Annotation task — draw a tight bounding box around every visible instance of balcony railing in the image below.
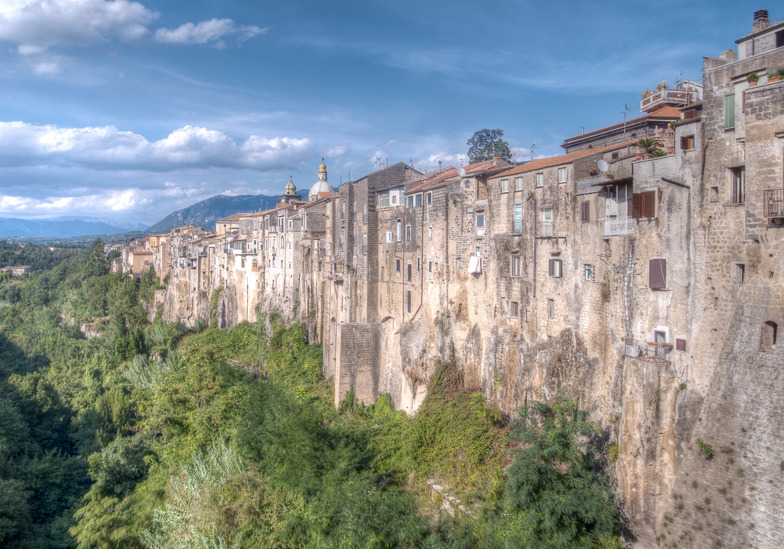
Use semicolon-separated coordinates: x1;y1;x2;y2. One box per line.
640;88;698;112
604;216;633;237
763;189;784;218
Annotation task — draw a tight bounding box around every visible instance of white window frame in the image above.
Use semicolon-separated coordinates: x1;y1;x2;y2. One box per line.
501;179;509;193
558;167;567;183
515;176;523;191
536;172;544;188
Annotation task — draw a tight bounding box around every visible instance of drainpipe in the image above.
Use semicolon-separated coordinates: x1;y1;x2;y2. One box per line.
532;195;537;298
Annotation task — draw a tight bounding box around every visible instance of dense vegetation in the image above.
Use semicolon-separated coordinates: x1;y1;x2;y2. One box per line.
0;241;622;548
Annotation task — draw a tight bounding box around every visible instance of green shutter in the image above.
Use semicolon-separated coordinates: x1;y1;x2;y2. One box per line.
725;93;735;129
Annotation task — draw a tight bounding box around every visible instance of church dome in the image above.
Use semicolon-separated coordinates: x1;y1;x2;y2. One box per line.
284;176;297;195
308;158;333;200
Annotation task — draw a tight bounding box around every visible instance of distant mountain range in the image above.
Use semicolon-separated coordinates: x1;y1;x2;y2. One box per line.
0;217;146;238
1;193;281;242
145;194;279;234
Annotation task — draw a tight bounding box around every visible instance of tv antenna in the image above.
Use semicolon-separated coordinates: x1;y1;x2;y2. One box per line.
530;141;536;161
621;103;631;137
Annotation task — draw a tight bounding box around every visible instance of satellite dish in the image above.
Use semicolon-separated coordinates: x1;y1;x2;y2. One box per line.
598;160;609;173
458;167;466;177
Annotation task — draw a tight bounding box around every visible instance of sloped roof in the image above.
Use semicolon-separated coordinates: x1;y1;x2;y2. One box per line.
493;141;636;178
405;167;459;194
562;106;681;147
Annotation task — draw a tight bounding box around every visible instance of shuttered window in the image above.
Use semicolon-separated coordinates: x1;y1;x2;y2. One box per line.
581;201;590;223
548;258;562;278
649;258;666;289
632;191;656;219
725;93;735;129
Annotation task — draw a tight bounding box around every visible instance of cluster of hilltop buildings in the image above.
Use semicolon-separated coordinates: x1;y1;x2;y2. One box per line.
115;12;784;548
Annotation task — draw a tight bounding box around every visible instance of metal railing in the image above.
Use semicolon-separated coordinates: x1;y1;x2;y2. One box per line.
764;189;784;218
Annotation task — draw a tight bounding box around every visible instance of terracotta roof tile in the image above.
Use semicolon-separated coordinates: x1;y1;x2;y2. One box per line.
492;141;637;178
563;107;681;144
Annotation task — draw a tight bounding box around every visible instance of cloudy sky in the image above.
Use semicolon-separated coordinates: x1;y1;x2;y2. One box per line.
0;0;768;226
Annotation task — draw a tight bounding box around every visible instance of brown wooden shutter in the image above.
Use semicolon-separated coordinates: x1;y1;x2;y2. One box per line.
581;201;590;223
632;193;642;219
548;258;554;276
649;258;666;289
643;191;656;218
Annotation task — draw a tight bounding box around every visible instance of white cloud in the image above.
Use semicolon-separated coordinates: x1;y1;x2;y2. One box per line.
0;0;265;53
0;121;313;171
32;60;60;74
0;0;156;51
153;18;266;46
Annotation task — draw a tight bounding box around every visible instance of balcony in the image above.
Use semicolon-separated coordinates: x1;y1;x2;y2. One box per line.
640;84;700;112
604;216;633;237
764;189;784;224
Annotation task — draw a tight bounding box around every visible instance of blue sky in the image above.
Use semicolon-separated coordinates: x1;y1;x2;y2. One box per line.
0;0;772;225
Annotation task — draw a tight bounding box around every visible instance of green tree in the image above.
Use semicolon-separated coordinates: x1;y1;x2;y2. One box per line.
467;128;512;164
501;394;619;548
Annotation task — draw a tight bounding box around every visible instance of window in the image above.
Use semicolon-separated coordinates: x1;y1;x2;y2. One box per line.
584;264;594;281
407;290;412;314
510;301;519;318
386;231;392;243
288;220;293;229
407;196;414;207
761;321;778;351
381;266;384;279
730;166;745;204
415;194;422;206
675;338;687;352
396;259;401;274
541;208;553;237
392;194;397;205
548;258;562;278
709;186;719;203
476;179;488;199
681;135;695;151
558;167;567;183
649;258;667;289
632;191;656;219
736;263;745;284
428;226;432;241
406;225;411;241
501;179;509;193
428;261;432;273
515;177;523;191
396;220;402;241
364;204;368;223
581;201;590;223
380;193;389;207
547;299;554;320
457;257;463;271
725;93;735;129
417;257;420;272
476;211;485;228
427;192;432;204
407;262;412;282
510;254;522;277
536;173;544;187
514;204;523;233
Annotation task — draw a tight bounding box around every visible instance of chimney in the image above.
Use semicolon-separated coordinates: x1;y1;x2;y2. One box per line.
753;9;769;32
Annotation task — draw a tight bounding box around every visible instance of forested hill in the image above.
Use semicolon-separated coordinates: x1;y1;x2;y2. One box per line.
0;242;622;548
146;193;279;234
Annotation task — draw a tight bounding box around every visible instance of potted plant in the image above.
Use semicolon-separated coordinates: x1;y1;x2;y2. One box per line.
636;137;660;159
768;69;783;83
747;72;760;86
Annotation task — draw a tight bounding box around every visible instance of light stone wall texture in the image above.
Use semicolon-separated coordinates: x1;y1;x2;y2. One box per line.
132;17;784;549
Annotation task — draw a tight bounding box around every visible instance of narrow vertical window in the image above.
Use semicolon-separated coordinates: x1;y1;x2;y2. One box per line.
514;204;523;233
725;93;735;129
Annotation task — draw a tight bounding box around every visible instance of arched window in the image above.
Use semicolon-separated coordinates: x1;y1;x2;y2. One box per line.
761;321;778;351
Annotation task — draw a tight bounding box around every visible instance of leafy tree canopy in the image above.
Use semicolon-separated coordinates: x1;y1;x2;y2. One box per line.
467;128;512;164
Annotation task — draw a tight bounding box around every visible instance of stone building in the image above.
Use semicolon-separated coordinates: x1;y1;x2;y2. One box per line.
131;11;784;547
